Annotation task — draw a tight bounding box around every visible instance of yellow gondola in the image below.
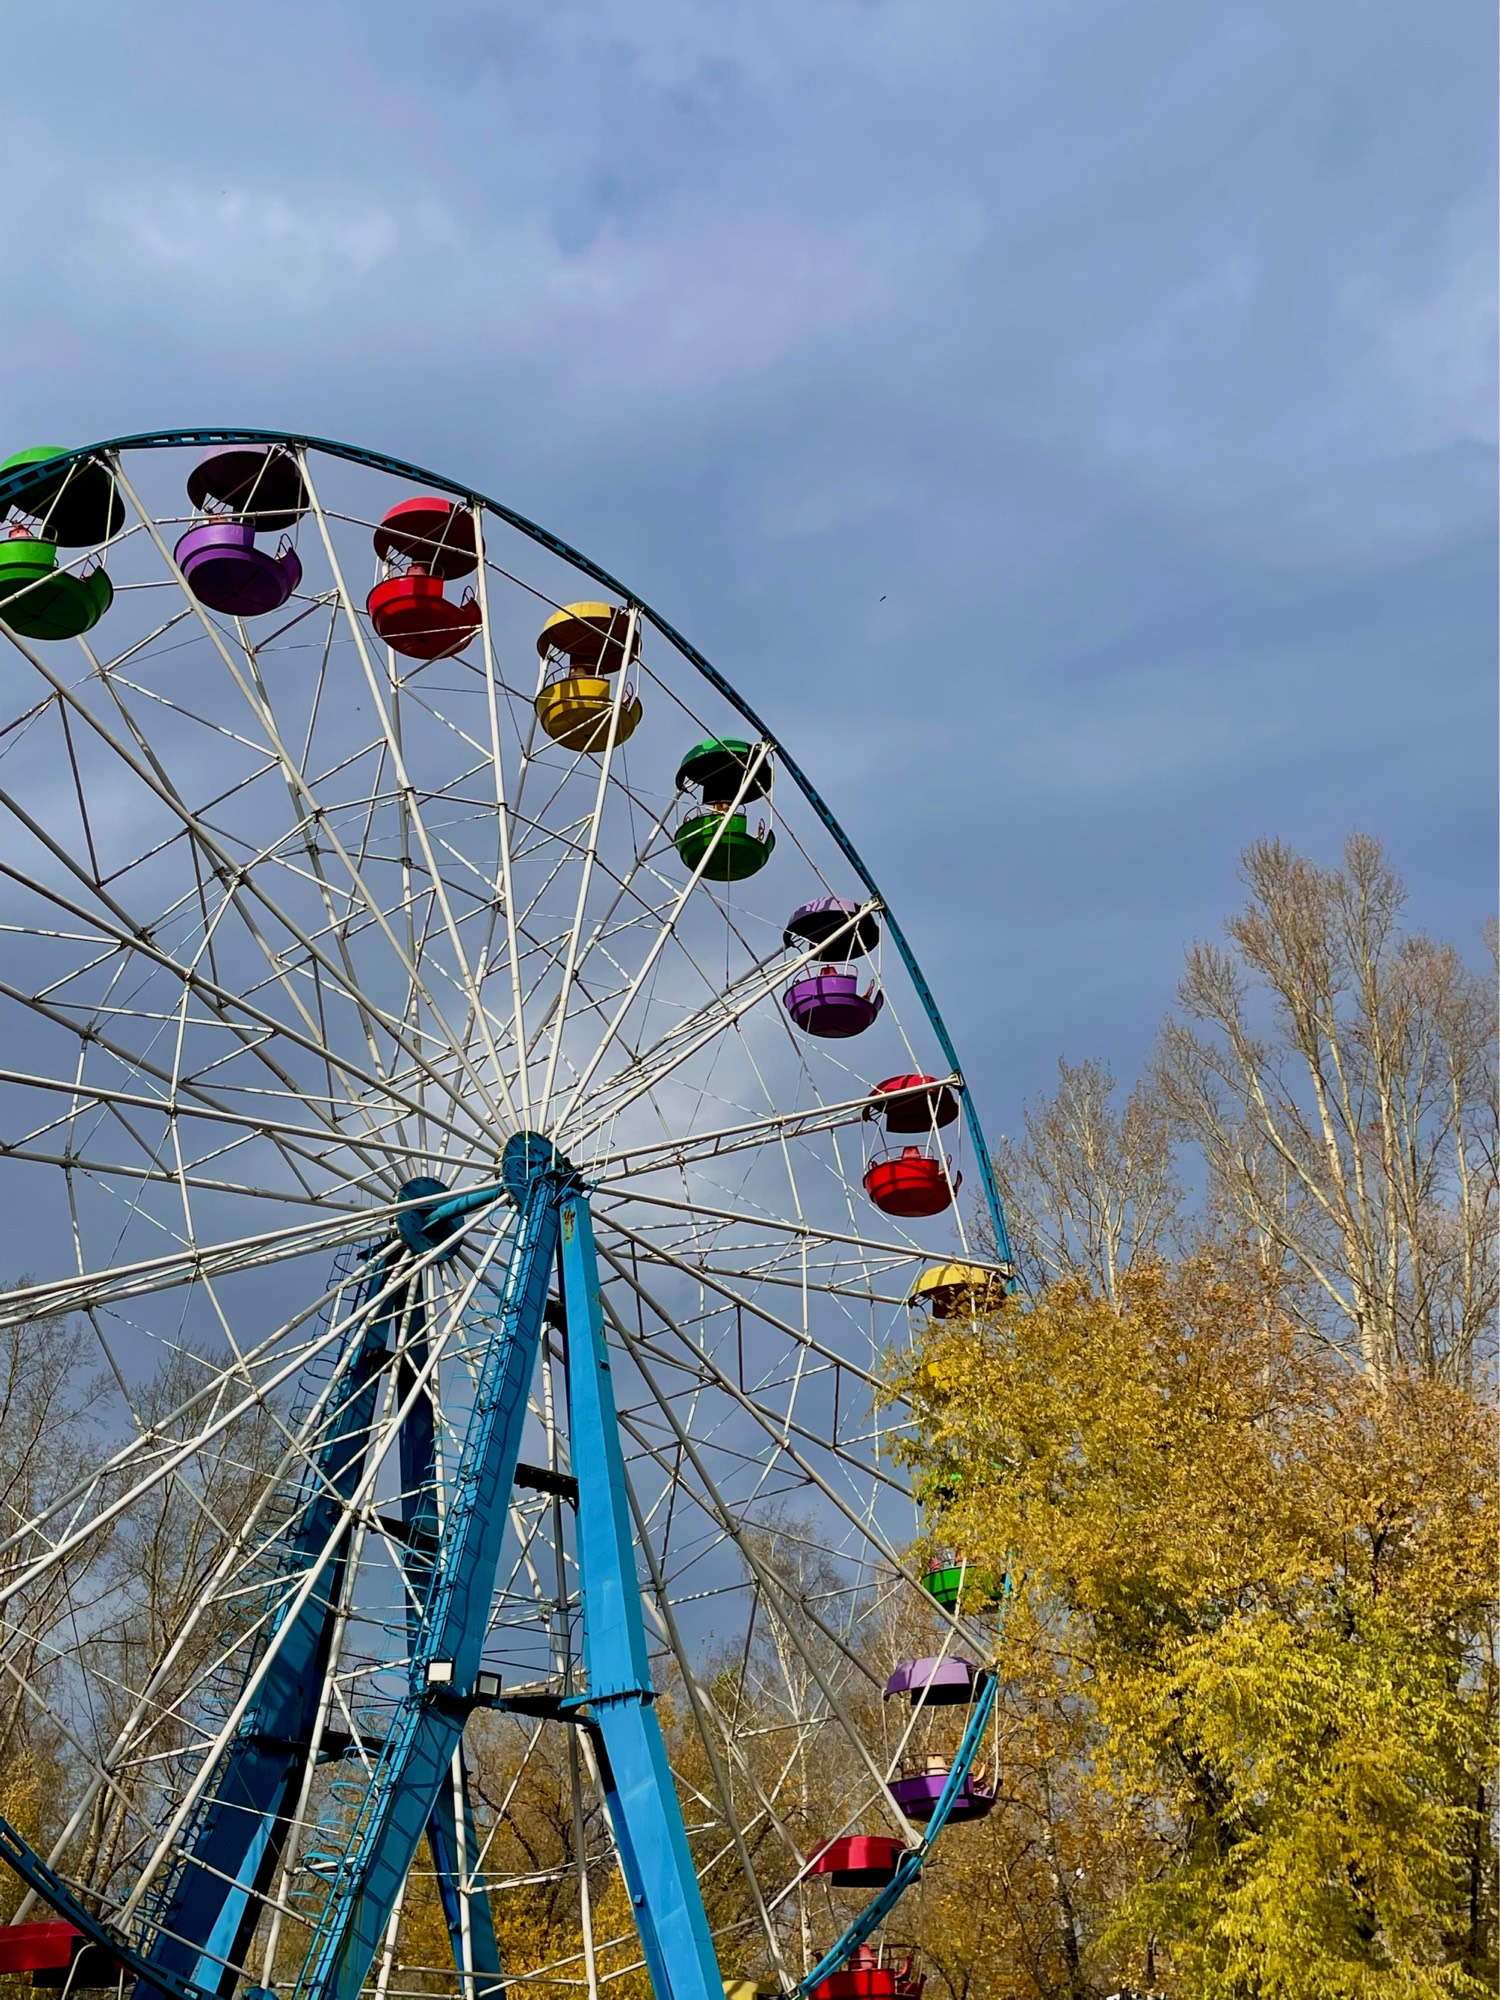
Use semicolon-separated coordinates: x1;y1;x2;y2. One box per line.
534;601;643;750
909;1261;1008;1318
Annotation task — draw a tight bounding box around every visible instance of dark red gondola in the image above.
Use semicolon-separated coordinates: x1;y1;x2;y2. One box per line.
810;1949;924;2000
864;1074;959;1132
0;1923;124;1988
0;1925;78;1976
372;497;478;578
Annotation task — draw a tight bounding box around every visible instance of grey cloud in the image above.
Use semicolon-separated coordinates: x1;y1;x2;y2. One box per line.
1;0;1492;1137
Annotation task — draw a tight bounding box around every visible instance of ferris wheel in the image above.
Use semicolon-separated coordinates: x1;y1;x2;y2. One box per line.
0;433;1014;2000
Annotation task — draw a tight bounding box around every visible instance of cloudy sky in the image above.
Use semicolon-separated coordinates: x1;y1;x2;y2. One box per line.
3;0;1494;1141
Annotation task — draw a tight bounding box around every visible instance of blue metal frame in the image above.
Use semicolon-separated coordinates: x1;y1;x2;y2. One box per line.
391;1256;504;2000
285;1157;722;2000
0;432;1011;1268
292;1159;562;2000
127;1174;512;2000
137;1250;405;2000
558;1193;722;2000
0;1155;996;2000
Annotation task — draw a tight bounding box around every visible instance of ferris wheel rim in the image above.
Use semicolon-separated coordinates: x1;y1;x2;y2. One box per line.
0;429;1010;1269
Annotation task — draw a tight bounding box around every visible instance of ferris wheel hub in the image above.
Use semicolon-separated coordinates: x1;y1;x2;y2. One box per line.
395;1174;458;1255
501;1128;571;1201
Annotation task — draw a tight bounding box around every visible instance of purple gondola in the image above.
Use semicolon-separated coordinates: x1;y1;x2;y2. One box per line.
889;1758;995;1824
174;521;303;617
883;1656;979;1705
783;967;883;1038
186;444;308;529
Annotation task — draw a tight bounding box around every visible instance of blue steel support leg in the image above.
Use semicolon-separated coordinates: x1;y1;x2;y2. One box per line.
396;1296;503;1999
557;1192;723;2000
295;1162;563;2000
424;1760;500;2000
134;1255;405;2000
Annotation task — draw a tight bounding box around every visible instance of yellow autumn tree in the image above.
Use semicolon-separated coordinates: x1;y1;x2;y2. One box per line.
888;1253;1497;1998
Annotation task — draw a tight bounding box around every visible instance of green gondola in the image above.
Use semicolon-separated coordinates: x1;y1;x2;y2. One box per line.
674;809;776;882
674;735;772;799
2;447;124;545
673;735;776;881
0;537;113;640
922;1561;1006;1612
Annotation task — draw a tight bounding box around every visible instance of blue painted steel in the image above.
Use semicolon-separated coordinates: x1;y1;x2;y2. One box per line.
500;1130;561;1202
398;1176;508;1257
135;1253;403;2000
397;1175;458;1256
425;1764;501;2000
796;1672;999;1998
393;1261;505;1999
0;433;1011;1267
294;1159;562;2000
558;1193;723;2000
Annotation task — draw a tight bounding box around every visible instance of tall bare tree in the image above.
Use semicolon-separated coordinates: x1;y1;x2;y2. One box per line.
76;1345;287;1899
994;1059;1182;1300
0;1298;110;1910
1156;833;1497;1383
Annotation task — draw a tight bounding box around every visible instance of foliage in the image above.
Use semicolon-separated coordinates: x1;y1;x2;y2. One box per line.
996;835;1496;1385
889;1254;1497;1996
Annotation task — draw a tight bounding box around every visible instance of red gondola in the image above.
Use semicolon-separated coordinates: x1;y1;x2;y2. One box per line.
372;497;478;578
367;570;480;661
810;1948;924;2000
863;1147;961;1218
863;1074;958;1133
806;1835;905;1887
0;1923;123;1989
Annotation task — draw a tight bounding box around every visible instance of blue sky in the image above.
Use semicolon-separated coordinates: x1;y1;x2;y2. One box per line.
3;0;1494;1144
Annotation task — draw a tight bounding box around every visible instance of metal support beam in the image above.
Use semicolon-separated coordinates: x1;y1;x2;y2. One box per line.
425;1757;501;2000
558;1193;723;2000
294;1154;563;2000
395;1277;503;2000
134;1253;402;2000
